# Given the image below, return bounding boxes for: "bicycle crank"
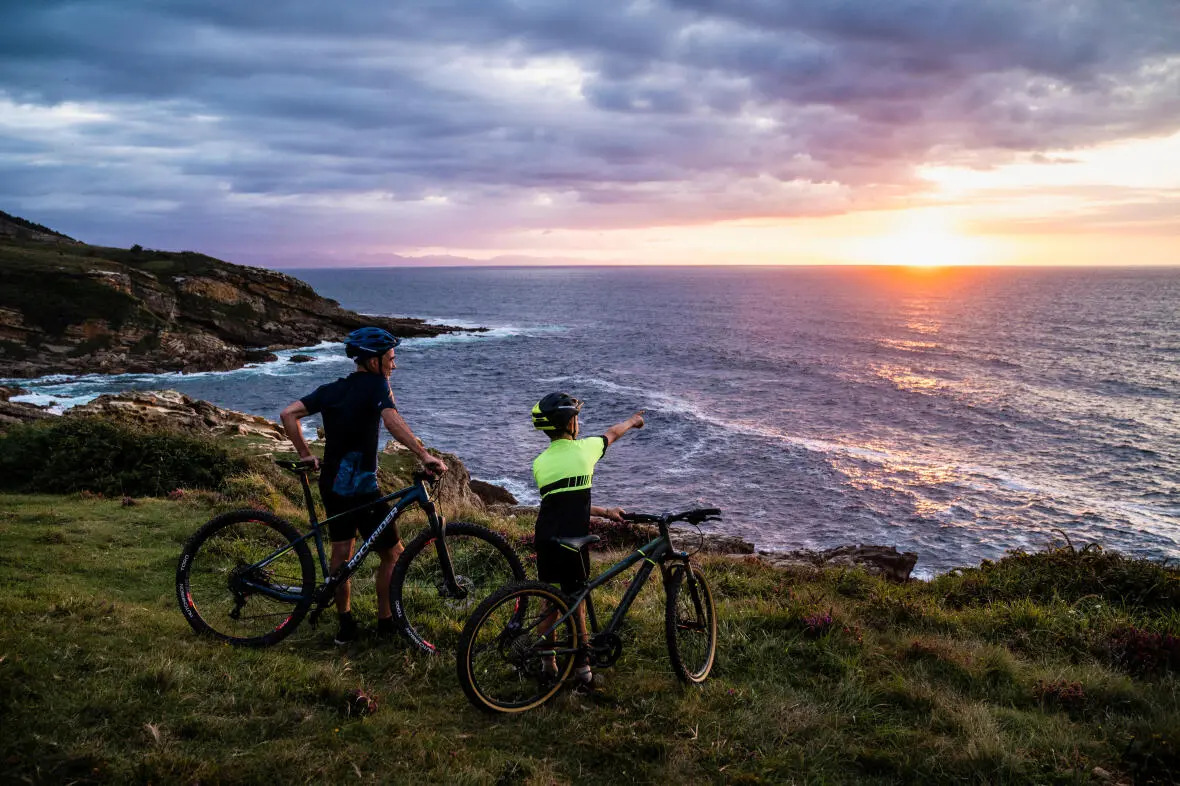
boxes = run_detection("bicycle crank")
[588,632,624,667]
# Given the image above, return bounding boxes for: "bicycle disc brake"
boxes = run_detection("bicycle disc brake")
[588,632,624,668]
[436,575,474,607]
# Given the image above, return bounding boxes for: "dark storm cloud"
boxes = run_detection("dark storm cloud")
[1,0,1177,261]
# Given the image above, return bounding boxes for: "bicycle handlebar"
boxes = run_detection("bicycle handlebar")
[621,507,722,526]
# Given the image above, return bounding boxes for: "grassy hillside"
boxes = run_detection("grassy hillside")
[2,485,1177,784]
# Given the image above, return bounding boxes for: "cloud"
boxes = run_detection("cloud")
[0,0,1177,263]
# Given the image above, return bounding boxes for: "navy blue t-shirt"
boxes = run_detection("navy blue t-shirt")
[300,372,396,497]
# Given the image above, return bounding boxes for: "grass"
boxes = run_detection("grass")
[2,493,1178,784]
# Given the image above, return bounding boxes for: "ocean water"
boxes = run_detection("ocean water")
[9,266,1179,576]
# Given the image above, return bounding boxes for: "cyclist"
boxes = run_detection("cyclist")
[531,392,644,689]
[280,326,448,644]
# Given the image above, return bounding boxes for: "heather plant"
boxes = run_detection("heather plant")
[1105,625,1180,677]
[1033,678,1087,713]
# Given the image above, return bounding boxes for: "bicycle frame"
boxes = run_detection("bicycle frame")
[234,470,462,612]
[545,532,683,650]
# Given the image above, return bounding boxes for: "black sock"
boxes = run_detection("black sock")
[338,611,356,628]
[377,616,396,634]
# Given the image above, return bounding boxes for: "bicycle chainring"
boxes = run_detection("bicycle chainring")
[588,632,624,668]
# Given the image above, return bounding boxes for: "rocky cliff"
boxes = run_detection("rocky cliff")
[0,211,481,378]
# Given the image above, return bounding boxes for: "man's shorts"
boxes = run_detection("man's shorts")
[536,540,591,594]
[322,489,399,550]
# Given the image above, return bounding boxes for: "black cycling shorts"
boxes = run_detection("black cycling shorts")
[322,489,399,550]
[536,540,590,593]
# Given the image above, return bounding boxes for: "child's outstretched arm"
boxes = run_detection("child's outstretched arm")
[603,410,645,447]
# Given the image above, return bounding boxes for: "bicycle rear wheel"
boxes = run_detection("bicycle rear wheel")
[665,563,717,683]
[390,522,526,655]
[456,581,576,714]
[176,509,315,647]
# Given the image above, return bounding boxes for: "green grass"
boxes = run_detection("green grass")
[1,493,1178,784]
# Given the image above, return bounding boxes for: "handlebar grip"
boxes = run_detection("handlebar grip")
[621,512,661,524]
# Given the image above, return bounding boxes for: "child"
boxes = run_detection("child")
[531,392,644,688]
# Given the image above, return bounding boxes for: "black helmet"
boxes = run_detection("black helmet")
[344,326,400,359]
[531,392,583,432]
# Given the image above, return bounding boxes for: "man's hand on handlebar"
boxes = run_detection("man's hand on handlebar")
[421,454,448,476]
[299,455,321,472]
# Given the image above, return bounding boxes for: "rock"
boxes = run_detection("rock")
[67,390,287,442]
[244,349,279,364]
[757,544,918,582]
[288,354,315,363]
[428,451,486,513]
[469,479,517,506]
[382,439,409,453]
[0,398,54,430]
[0,387,53,431]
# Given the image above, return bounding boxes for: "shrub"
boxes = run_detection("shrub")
[933,541,1180,615]
[0,416,251,497]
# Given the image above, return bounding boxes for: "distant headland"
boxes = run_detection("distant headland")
[0,210,483,378]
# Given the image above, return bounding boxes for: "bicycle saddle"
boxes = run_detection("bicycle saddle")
[550,534,601,552]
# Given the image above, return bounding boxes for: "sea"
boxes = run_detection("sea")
[8,266,1179,577]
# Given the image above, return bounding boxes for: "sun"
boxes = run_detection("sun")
[866,212,983,268]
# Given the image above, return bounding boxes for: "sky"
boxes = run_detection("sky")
[1,0,1178,268]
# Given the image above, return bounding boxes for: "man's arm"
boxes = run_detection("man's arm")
[603,411,645,447]
[279,401,319,469]
[380,408,449,475]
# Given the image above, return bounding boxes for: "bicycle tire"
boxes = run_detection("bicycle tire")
[390,521,526,655]
[176,509,315,647]
[664,562,717,684]
[456,581,577,714]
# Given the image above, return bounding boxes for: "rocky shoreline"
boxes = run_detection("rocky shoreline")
[1,386,922,580]
[0,211,485,378]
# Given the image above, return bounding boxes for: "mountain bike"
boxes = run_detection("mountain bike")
[176,460,526,653]
[456,507,720,714]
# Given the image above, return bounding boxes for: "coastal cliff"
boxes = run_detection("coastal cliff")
[0,210,480,378]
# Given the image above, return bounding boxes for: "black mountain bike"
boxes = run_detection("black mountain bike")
[456,508,720,714]
[176,460,526,653]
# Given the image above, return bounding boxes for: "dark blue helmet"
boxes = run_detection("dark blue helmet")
[344,326,400,359]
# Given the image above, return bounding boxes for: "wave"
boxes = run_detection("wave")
[477,475,538,506]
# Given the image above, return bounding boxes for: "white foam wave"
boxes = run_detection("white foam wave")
[537,373,893,462]
[478,476,538,506]
[11,392,99,414]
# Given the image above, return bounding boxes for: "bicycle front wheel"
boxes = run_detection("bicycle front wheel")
[390,522,526,655]
[665,563,718,683]
[176,509,315,647]
[457,581,576,714]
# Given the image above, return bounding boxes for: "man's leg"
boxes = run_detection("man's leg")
[330,538,355,611]
[375,540,404,622]
[330,539,359,644]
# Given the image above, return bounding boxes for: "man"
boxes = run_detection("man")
[531,391,644,689]
[280,326,447,644]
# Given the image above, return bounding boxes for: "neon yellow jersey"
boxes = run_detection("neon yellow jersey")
[532,436,607,499]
